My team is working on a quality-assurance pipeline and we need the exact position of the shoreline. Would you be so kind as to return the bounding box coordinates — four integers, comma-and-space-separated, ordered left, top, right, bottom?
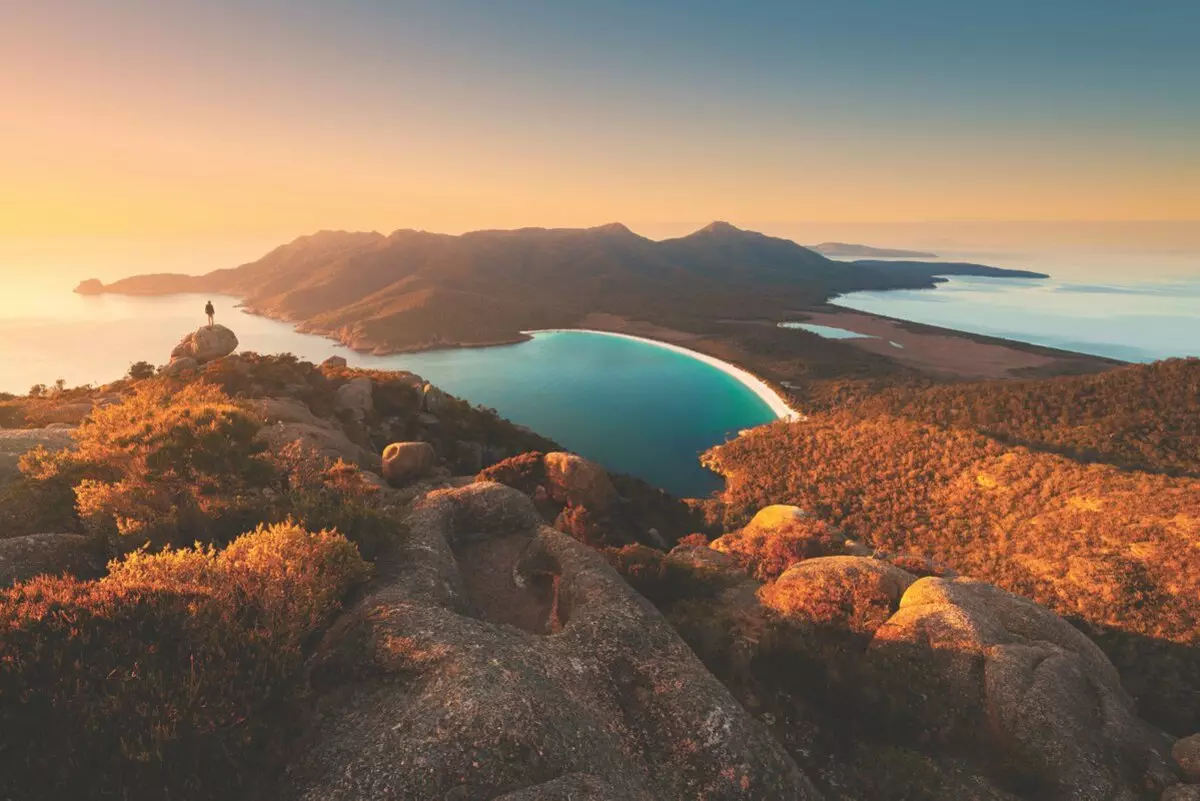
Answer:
521, 328, 801, 421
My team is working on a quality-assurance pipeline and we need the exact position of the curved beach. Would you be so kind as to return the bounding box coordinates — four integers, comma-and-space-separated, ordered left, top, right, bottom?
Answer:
522, 328, 800, 421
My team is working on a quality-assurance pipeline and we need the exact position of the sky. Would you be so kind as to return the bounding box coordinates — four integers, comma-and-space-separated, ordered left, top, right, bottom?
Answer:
1, 0, 1198, 270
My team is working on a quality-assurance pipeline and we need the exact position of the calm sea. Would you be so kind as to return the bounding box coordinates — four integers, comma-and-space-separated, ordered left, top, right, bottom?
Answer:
0, 284, 775, 496
830, 250, 1199, 362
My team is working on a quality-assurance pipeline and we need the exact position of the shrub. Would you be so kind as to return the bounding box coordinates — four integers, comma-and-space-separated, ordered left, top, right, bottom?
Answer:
714, 517, 846, 582
127, 361, 157, 381
477, 451, 548, 495
603, 544, 732, 607
0, 522, 368, 801
269, 442, 397, 559
26, 382, 277, 550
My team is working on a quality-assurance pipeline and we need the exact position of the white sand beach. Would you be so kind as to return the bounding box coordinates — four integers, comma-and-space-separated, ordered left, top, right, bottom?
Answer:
522, 328, 800, 421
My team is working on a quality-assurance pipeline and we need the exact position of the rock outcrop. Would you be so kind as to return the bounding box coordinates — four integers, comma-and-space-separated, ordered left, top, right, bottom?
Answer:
761, 555, 916, 634
544, 451, 616, 510
321, 355, 348, 369
381, 441, 436, 487
1174, 734, 1200, 782
0, 533, 104, 588
170, 324, 238, 364
279, 483, 819, 800
870, 577, 1175, 800
334, 376, 374, 421
163, 356, 199, 376
251, 395, 381, 470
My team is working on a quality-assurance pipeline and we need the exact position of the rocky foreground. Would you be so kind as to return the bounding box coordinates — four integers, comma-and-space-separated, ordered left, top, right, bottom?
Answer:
0, 330, 1197, 800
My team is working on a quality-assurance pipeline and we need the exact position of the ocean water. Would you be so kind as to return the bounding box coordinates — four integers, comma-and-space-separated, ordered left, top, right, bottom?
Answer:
0, 285, 776, 496
778, 322, 872, 339
830, 251, 1199, 362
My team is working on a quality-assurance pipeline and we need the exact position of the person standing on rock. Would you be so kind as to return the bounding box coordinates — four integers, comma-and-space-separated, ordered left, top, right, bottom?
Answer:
205, 300, 215, 328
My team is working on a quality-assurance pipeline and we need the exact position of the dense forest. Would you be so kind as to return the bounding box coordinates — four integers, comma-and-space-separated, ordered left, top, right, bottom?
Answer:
704, 407, 1200, 734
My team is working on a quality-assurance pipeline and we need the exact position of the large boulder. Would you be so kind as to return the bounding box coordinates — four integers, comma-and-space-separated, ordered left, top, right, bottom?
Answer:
334, 377, 373, 421
421, 382, 447, 413
257, 421, 380, 471
320, 355, 347, 369
0, 429, 75, 487
544, 452, 616, 510
0, 533, 104, 588
249, 397, 326, 427
381, 441, 435, 487
277, 483, 819, 800
761, 555, 916, 635
870, 577, 1175, 800
170, 324, 238, 364
1174, 734, 1200, 782
163, 356, 199, 376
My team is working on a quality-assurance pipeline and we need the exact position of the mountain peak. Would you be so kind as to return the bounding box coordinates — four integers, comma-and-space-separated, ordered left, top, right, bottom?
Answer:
590, 222, 635, 236
695, 220, 743, 235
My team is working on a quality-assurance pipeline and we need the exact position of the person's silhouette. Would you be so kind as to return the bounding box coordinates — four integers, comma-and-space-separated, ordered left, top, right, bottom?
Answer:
205, 300, 215, 328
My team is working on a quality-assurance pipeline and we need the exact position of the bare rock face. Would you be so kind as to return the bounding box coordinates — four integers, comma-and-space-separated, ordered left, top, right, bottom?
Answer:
334, 376, 374, 421
761, 555, 916, 635
544, 451, 616, 510
278, 482, 819, 800
421, 382, 447, 413
258, 420, 380, 471
170, 324, 238, 364
870, 577, 1175, 800
1174, 734, 1200, 782
164, 356, 199, 376
1163, 784, 1200, 801
381, 441, 436, 487
0, 533, 104, 588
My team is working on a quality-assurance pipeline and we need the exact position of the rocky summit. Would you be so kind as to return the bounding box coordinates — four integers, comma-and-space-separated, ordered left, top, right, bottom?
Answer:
0, 354, 1196, 801
170, 323, 239, 365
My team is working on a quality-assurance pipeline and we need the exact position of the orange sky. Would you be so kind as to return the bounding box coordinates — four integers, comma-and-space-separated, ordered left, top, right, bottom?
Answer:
1, 3, 1197, 244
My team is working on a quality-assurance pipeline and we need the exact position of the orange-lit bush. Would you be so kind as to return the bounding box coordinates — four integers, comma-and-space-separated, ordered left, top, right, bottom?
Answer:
270, 442, 396, 558
0, 522, 368, 801
22, 382, 276, 549
714, 516, 846, 582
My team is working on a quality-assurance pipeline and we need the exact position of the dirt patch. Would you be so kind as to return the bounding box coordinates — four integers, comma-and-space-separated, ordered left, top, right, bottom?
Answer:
454, 533, 558, 634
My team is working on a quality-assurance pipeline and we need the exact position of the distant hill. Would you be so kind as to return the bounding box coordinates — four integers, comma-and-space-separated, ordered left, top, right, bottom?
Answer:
86, 223, 1046, 355
811, 241, 937, 258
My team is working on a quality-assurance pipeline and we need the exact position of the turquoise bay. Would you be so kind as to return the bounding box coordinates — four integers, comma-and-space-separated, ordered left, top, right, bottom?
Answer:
0, 286, 777, 497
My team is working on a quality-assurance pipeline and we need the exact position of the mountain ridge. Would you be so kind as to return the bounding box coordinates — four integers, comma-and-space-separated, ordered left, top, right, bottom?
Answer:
79, 222, 1046, 357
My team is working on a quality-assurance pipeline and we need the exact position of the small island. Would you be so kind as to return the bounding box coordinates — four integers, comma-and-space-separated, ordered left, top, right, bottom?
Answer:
73, 278, 104, 295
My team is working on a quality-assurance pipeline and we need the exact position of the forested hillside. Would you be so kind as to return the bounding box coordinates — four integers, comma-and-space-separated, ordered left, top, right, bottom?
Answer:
704, 411, 1200, 734
795, 357, 1200, 476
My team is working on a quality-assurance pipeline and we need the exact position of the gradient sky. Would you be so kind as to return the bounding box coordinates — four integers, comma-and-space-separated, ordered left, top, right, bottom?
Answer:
2, 0, 1198, 244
